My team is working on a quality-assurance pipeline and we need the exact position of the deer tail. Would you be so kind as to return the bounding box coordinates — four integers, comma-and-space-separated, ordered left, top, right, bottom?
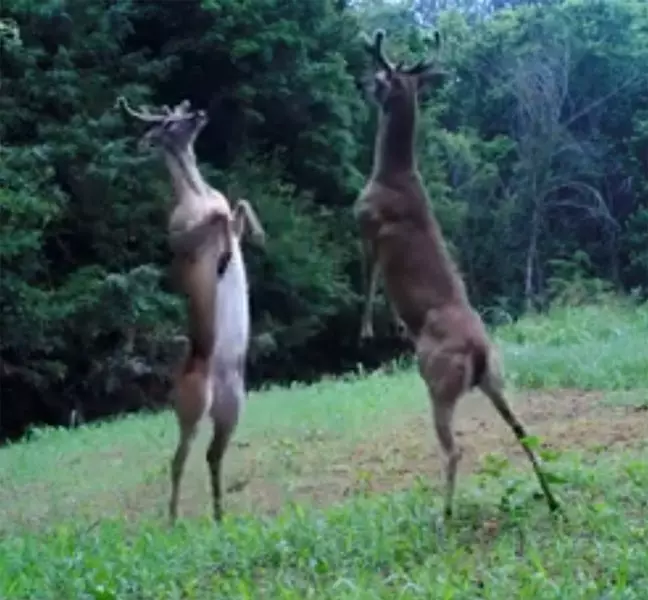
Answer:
469, 340, 489, 389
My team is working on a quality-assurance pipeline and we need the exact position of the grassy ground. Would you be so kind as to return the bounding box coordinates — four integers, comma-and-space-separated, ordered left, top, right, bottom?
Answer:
1, 300, 647, 598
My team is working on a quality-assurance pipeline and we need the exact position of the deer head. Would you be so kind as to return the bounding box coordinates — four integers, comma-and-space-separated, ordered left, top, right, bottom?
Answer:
116, 96, 208, 153
361, 29, 447, 111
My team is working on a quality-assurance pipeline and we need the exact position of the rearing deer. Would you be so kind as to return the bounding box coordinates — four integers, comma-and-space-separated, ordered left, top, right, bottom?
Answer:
117, 97, 265, 523
354, 30, 560, 517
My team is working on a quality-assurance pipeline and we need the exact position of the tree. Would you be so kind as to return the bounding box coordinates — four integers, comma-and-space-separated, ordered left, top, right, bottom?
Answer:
3, 0, 648, 442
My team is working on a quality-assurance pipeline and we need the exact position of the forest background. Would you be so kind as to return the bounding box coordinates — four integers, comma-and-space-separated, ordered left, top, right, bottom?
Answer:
2, 0, 648, 441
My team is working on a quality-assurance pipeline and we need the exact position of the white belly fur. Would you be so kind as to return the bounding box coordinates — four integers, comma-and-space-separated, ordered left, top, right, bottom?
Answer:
214, 238, 250, 362
202, 236, 249, 419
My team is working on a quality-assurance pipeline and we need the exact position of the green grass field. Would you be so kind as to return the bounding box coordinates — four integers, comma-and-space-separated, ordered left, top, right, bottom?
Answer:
1, 300, 648, 599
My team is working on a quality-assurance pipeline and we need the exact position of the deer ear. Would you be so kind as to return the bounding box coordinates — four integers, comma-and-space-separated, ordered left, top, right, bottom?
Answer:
372, 71, 392, 103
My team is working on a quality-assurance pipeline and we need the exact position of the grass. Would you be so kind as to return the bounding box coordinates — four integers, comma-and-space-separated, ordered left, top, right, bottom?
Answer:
495, 300, 648, 390
1, 299, 648, 599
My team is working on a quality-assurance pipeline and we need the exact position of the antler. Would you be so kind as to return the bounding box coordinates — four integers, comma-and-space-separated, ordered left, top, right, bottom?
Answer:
361, 29, 394, 73
401, 31, 445, 76
171, 100, 192, 117
116, 96, 195, 122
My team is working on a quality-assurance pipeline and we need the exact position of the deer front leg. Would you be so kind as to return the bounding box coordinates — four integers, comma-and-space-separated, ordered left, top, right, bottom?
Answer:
360, 238, 379, 341
232, 199, 266, 245
169, 212, 229, 257
169, 212, 232, 276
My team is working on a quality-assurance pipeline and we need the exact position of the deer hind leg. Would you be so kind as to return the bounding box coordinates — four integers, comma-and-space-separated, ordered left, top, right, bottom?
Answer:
206, 364, 244, 521
169, 361, 210, 524
417, 341, 471, 518
478, 354, 561, 513
170, 422, 198, 524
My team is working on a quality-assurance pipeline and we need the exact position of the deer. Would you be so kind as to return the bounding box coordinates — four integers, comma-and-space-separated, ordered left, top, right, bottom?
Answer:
117, 96, 265, 524
353, 30, 561, 518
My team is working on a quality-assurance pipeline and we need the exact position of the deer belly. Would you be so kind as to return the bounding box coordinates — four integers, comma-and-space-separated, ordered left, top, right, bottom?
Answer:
214, 241, 250, 364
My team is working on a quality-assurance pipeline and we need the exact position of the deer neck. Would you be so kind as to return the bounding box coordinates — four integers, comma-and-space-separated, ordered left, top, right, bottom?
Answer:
373, 97, 418, 178
163, 146, 206, 199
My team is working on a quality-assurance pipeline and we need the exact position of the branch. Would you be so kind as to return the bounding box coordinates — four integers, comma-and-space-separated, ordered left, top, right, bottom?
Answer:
542, 181, 619, 229
564, 73, 642, 129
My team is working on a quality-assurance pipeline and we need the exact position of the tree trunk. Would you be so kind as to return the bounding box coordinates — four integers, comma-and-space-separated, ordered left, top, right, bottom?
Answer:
609, 229, 621, 287
524, 206, 540, 313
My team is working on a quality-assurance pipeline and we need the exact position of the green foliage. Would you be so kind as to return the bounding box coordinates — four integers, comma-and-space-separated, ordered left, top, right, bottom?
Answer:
545, 250, 615, 307
623, 207, 648, 289
495, 299, 648, 389
4, 0, 648, 438
218, 157, 356, 360
2, 303, 648, 597
2, 471, 647, 598
0, 18, 21, 47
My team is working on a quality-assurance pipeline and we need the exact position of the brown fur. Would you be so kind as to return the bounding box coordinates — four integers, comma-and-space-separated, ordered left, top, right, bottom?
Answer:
354, 30, 560, 517
118, 97, 265, 523
117, 96, 235, 368
168, 203, 234, 365
172, 220, 229, 361
168, 197, 265, 525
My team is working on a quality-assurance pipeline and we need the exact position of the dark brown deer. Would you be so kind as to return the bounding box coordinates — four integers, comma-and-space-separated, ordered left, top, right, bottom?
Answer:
117, 97, 265, 523
354, 30, 560, 517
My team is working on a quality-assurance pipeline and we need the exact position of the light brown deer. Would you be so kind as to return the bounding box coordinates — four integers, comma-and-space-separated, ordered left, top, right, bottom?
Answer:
354, 30, 560, 517
117, 97, 265, 523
